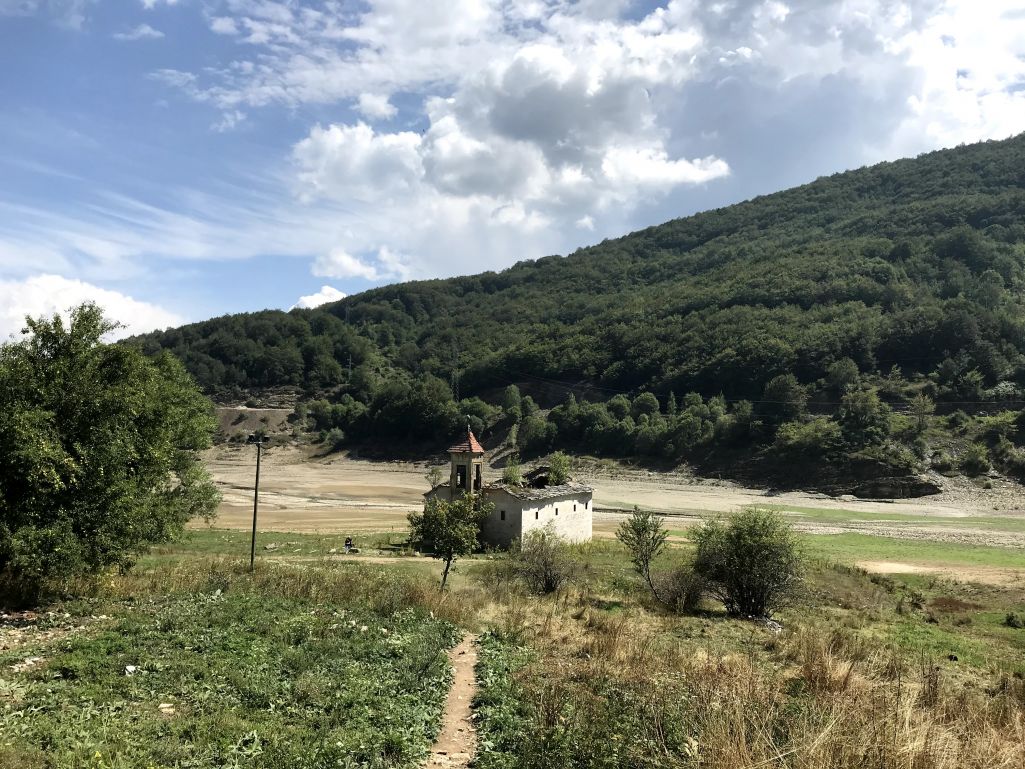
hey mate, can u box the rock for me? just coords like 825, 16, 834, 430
263, 543, 279, 551
124, 665, 138, 676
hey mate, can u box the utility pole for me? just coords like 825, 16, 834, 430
247, 433, 269, 571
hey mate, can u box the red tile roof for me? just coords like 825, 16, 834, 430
447, 428, 485, 454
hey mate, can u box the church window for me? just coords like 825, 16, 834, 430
535, 511, 539, 520
555, 507, 559, 516
456, 465, 467, 489
573, 504, 577, 511
500, 510, 506, 521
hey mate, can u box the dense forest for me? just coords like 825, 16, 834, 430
132, 133, 1025, 484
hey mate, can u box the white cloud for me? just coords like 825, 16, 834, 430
211, 109, 246, 132
292, 285, 347, 309
312, 249, 383, 281
209, 15, 237, 34
356, 93, 397, 120
113, 23, 164, 40
141, 0, 179, 8
0, 274, 182, 340
294, 123, 423, 201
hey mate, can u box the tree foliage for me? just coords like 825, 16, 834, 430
616, 509, 668, 592
0, 304, 219, 601
408, 494, 492, 589
130, 134, 1025, 474
690, 508, 803, 618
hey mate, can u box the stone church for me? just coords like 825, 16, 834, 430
424, 428, 593, 548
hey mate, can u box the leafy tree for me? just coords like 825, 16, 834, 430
908, 393, 935, 434
501, 384, 522, 422
425, 465, 444, 489
761, 374, 807, 424
836, 389, 891, 448
631, 392, 660, 420
826, 358, 860, 393
407, 494, 491, 590
548, 451, 571, 485
0, 304, 219, 601
691, 508, 802, 618
616, 509, 668, 598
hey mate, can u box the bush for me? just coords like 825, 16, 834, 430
931, 451, 955, 473
321, 427, 346, 449
0, 304, 219, 603
512, 526, 576, 594
691, 508, 803, 618
502, 456, 523, 486
652, 562, 706, 614
548, 451, 571, 485
960, 443, 991, 476
774, 417, 842, 458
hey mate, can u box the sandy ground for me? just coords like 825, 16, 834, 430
203, 444, 1024, 532
201, 445, 1025, 582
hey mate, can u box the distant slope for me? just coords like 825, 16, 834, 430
135, 133, 1025, 403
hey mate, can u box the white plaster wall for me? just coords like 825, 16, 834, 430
479, 488, 525, 549
519, 492, 592, 543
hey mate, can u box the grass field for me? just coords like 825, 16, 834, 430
2, 518, 1024, 768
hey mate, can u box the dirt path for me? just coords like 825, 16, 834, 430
427, 634, 479, 768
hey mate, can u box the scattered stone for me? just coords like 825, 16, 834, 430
263, 543, 279, 551
11, 656, 43, 673
158, 703, 175, 715
124, 665, 138, 676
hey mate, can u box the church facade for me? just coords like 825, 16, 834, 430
424, 429, 593, 548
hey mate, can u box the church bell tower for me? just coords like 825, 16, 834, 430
447, 427, 485, 494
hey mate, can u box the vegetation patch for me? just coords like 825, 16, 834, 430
0, 577, 458, 768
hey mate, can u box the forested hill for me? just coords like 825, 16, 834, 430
133, 133, 1025, 478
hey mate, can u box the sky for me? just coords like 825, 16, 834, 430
0, 0, 1023, 338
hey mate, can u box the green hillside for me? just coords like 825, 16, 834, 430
133, 134, 1025, 483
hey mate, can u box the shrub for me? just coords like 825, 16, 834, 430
322, 427, 346, 449
502, 456, 523, 486
652, 562, 706, 614
512, 526, 576, 594
0, 304, 219, 603
1005, 612, 1024, 629
960, 443, 991, 476
691, 508, 803, 618
548, 451, 571, 485
616, 509, 668, 593
931, 451, 955, 473
774, 417, 842, 458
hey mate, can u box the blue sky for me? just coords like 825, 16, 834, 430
1, 0, 1023, 337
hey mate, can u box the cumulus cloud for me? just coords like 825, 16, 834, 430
6, 0, 1024, 298
312, 249, 383, 281
141, 0, 179, 8
292, 285, 347, 309
0, 274, 182, 340
113, 23, 164, 40
356, 93, 398, 120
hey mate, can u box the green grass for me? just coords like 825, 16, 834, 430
759, 504, 1025, 533
0, 578, 458, 768
800, 533, 1025, 568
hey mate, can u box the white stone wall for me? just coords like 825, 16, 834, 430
479, 488, 526, 549
519, 492, 592, 543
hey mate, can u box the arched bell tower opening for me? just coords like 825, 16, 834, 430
448, 427, 485, 494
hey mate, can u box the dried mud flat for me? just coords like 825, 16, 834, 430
201, 445, 1025, 580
